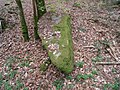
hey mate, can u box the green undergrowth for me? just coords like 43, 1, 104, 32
75, 73, 94, 82
92, 39, 111, 62
52, 63, 98, 90
0, 56, 31, 90
53, 79, 64, 90
75, 61, 84, 68
103, 78, 120, 90
73, 2, 81, 8
53, 69, 98, 90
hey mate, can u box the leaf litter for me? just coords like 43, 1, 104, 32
0, 0, 120, 89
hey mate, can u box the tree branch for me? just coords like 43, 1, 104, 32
96, 62, 120, 65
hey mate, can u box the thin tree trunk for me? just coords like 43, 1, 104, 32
15, 0, 29, 42
36, 0, 46, 19
32, 0, 40, 40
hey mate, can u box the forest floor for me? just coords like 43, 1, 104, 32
0, 0, 120, 90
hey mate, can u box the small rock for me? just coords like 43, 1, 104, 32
0, 17, 6, 33
25, 72, 28, 78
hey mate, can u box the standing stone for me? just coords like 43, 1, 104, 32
41, 15, 74, 74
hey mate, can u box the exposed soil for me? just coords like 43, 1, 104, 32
0, 0, 120, 90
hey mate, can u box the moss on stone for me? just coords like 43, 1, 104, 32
52, 15, 74, 74
41, 15, 74, 74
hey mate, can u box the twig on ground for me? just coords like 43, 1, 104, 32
96, 62, 120, 65
95, 65, 114, 83
83, 45, 95, 48
85, 56, 113, 83
107, 46, 118, 61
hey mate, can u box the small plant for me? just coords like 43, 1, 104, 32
18, 61, 30, 67
103, 83, 112, 90
81, 74, 89, 80
75, 74, 93, 81
66, 84, 74, 89
5, 56, 16, 67
75, 61, 84, 68
4, 81, 13, 90
53, 79, 64, 90
103, 78, 120, 90
8, 70, 17, 79
66, 75, 73, 80
112, 78, 120, 90
112, 68, 117, 74
38, 1, 46, 12
99, 39, 110, 48
15, 80, 24, 90
92, 55, 104, 62
88, 74, 94, 78
76, 74, 86, 81
73, 2, 81, 8
91, 70, 98, 75
23, 87, 29, 90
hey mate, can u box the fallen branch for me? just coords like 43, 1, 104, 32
83, 45, 95, 48
96, 62, 120, 65
107, 48, 118, 61
85, 56, 113, 83
109, 45, 118, 61
95, 65, 113, 83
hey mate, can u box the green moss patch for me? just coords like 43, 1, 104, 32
41, 15, 74, 74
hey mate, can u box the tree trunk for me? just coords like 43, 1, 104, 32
36, 0, 46, 19
32, 0, 40, 40
15, 0, 29, 42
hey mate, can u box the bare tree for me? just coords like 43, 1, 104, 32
15, 0, 29, 41
36, 0, 46, 19
32, 0, 40, 40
